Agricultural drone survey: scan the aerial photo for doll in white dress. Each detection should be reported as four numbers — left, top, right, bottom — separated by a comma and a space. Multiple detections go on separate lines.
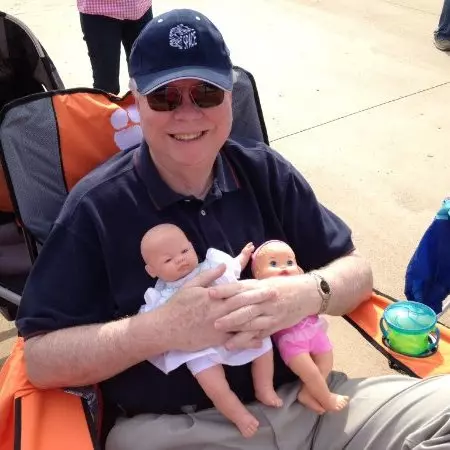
139, 224, 282, 437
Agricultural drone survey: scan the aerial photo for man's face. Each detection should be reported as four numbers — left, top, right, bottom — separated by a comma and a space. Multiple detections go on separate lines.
252, 242, 303, 280
135, 79, 232, 169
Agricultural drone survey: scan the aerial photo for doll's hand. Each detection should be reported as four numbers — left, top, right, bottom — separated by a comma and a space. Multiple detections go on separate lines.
212, 275, 321, 349
237, 242, 255, 270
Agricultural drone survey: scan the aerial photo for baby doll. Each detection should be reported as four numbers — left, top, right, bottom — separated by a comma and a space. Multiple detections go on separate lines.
251, 240, 349, 415
139, 224, 283, 437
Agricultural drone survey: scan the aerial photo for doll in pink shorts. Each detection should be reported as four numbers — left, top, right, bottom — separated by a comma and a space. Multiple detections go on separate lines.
252, 240, 349, 414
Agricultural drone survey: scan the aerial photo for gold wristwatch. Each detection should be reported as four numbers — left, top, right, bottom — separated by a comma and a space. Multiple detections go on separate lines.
309, 271, 331, 314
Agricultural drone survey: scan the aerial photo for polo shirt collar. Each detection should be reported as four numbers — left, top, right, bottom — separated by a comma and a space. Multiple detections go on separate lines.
134, 140, 240, 210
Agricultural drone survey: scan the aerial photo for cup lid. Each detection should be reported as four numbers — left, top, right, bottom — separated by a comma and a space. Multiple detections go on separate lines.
384, 301, 437, 335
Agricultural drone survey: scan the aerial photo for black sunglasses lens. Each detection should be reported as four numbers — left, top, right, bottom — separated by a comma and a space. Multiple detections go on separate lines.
147, 87, 181, 111
147, 84, 224, 111
191, 84, 224, 108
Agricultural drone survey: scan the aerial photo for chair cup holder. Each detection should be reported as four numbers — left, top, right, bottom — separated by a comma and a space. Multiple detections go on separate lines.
380, 318, 440, 358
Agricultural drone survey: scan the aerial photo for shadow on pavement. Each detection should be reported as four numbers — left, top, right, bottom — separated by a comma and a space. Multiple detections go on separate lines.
0, 327, 17, 343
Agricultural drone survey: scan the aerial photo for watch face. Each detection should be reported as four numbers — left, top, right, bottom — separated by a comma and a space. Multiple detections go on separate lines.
320, 279, 331, 295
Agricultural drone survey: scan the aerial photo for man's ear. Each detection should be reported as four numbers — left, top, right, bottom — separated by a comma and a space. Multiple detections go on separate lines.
134, 95, 141, 113
145, 264, 156, 278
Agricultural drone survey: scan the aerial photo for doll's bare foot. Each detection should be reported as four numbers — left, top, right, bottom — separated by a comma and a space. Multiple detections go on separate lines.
297, 387, 325, 415
255, 388, 283, 408
322, 393, 349, 412
236, 413, 259, 438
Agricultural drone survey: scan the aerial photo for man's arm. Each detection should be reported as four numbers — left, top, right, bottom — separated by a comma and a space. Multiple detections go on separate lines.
312, 250, 373, 316
25, 307, 173, 389
24, 265, 275, 389
263, 250, 373, 321
213, 251, 373, 346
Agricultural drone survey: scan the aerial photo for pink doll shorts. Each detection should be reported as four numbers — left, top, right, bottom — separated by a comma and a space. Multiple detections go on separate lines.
273, 315, 332, 364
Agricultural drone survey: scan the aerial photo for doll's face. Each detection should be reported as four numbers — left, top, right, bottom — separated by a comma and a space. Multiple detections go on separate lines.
141, 226, 199, 282
252, 241, 303, 279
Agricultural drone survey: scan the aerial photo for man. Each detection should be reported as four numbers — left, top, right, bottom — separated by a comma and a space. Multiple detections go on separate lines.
435, 0, 450, 51
17, 9, 450, 450
78, 0, 153, 94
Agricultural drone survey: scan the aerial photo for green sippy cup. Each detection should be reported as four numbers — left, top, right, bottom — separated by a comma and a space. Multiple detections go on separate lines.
380, 301, 440, 357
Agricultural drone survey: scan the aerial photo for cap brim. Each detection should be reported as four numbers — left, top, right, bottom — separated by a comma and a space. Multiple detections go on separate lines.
135, 66, 233, 94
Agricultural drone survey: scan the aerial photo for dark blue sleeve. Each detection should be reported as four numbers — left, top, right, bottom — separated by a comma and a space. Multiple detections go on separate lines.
277, 162, 355, 271
405, 217, 450, 314
15, 220, 114, 339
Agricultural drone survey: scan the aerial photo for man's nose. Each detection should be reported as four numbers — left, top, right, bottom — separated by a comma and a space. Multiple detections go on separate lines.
173, 91, 203, 119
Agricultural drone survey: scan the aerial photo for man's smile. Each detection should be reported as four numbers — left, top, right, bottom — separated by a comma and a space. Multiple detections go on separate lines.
170, 131, 207, 141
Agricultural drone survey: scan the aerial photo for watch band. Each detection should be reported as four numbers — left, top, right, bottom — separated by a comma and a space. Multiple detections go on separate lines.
309, 271, 331, 314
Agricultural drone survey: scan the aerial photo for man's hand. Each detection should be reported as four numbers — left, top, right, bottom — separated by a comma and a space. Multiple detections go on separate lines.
153, 264, 272, 353
211, 275, 320, 349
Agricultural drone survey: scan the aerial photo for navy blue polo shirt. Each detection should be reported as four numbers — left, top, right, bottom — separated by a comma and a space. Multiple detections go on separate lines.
16, 139, 354, 416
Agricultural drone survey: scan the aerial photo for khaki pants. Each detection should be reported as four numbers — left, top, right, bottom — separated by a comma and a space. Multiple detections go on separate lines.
106, 372, 450, 450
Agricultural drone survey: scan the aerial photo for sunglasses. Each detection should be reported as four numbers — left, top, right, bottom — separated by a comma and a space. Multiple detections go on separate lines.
146, 82, 225, 112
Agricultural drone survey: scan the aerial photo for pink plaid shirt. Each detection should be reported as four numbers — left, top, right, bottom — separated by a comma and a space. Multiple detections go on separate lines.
77, 0, 152, 21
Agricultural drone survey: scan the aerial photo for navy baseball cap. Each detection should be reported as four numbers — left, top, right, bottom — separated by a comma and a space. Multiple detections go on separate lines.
129, 9, 233, 95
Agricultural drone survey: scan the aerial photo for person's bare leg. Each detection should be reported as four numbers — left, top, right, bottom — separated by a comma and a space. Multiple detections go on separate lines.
251, 350, 283, 408
288, 352, 349, 412
194, 364, 259, 438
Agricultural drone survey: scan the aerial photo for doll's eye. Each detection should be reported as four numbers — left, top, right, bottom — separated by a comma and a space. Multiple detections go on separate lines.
164, 258, 172, 263
269, 261, 277, 267
287, 260, 294, 266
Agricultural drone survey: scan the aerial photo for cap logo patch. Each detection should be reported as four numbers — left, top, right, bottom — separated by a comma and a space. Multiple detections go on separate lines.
169, 24, 197, 50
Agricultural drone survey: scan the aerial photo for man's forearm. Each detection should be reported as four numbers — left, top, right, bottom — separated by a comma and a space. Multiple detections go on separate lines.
24, 308, 171, 389
317, 251, 373, 316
